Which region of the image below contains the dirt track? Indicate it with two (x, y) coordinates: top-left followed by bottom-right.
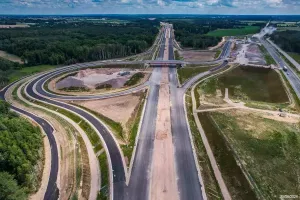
(180, 50), (216, 61)
(150, 66), (179, 200)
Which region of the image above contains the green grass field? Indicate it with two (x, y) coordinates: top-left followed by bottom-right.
(198, 112), (257, 199)
(206, 26), (260, 37)
(8, 65), (57, 82)
(288, 52), (300, 64)
(200, 66), (289, 103)
(277, 27), (300, 32)
(201, 110), (300, 199)
(177, 66), (212, 84)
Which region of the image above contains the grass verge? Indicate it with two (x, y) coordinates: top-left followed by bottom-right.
(214, 49), (221, 59)
(259, 45), (276, 65)
(13, 85), (89, 199)
(288, 52), (300, 64)
(97, 153), (109, 200)
(174, 49), (183, 60)
(185, 90), (223, 199)
(177, 66), (212, 85)
(124, 72), (145, 86)
(121, 91), (147, 166)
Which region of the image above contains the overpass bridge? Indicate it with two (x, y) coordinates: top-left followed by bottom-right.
(145, 59), (225, 66)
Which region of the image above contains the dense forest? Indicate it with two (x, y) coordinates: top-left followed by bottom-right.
(170, 19), (264, 49)
(270, 30), (300, 54)
(0, 100), (43, 200)
(0, 19), (159, 66)
(171, 20), (222, 49)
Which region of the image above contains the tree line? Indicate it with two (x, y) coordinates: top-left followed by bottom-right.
(270, 30), (300, 54)
(170, 19), (264, 49)
(0, 58), (21, 88)
(0, 20), (159, 66)
(0, 100), (43, 200)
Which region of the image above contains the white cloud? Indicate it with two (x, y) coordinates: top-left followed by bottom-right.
(206, 0), (219, 5)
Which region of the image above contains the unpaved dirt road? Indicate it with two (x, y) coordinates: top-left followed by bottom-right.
(150, 66), (179, 200)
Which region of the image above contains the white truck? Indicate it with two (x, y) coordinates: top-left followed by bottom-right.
(283, 66), (288, 72)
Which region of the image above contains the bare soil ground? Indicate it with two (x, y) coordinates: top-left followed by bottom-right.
(233, 43), (266, 65)
(73, 94), (141, 126)
(150, 67), (179, 200)
(0, 24), (29, 28)
(49, 68), (152, 95)
(0, 50), (24, 63)
(56, 68), (138, 89)
(179, 50), (216, 61)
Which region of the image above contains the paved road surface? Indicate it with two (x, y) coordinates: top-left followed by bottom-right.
(168, 26), (204, 200)
(26, 76), (127, 199)
(261, 38), (300, 98)
(124, 25), (167, 200)
(267, 38), (300, 71)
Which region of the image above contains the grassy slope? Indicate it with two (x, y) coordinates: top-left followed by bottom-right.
(198, 112), (257, 199)
(177, 67), (212, 84)
(209, 111), (300, 199)
(200, 66), (289, 104)
(186, 92), (223, 199)
(206, 26), (260, 37)
(121, 92), (146, 165)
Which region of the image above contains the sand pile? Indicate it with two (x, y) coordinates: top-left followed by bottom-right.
(56, 68), (137, 90)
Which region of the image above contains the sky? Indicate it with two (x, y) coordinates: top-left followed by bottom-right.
(0, 0), (300, 15)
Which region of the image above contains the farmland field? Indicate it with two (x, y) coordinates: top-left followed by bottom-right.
(198, 110), (300, 199)
(199, 66), (289, 103)
(206, 26), (260, 37)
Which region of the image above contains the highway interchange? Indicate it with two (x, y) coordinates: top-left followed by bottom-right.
(1, 23), (233, 200)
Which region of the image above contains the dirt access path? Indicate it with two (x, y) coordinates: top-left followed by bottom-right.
(150, 65), (179, 199)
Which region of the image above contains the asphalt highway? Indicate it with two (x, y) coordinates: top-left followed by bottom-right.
(26, 76), (127, 199)
(261, 38), (300, 98)
(0, 84), (59, 200)
(124, 25), (167, 200)
(168, 25), (204, 200)
(169, 33), (230, 199)
(124, 67), (161, 200)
